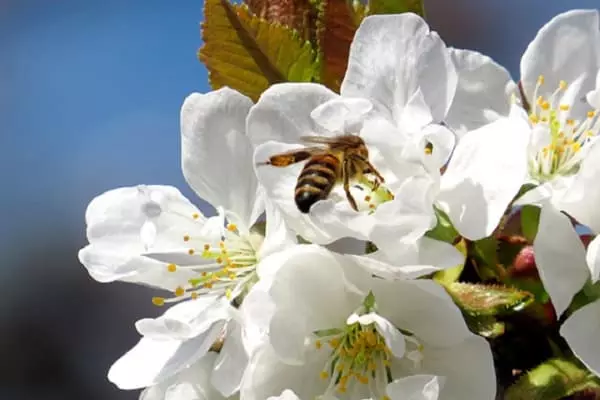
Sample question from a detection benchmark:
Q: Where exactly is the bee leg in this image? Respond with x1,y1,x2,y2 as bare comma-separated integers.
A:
355,157,384,191
343,159,359,211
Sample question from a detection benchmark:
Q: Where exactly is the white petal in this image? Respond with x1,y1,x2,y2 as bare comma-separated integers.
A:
240,280,276,356
211,322,248,396
267,389,301,400
533,204,589,316
342,13,456,123
437,106,530,240
586,70,600,108
560,140,600,232
360,313,406,358
246,83,337,147
181,88,262,229
422,335,496,400
387,375,443,400
520,9,600,113
139,353,225,400
560,300,600,376
108,320,225,390
310,97,373,133
445,48,514,136
258,197,298,259
373,279,471,347
79,185,203,290
587,236,600,283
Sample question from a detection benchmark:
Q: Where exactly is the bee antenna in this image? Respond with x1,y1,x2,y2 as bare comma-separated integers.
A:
255,160,271,167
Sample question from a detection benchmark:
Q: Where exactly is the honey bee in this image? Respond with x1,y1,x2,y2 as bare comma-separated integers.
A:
258,135,384,213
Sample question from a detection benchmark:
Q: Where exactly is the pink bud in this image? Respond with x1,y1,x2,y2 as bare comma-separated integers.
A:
510,245,539,279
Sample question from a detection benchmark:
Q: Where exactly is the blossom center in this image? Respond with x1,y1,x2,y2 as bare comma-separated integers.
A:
152,220,261,307
527,75,600,182
356,177,395,212
312,314,423,398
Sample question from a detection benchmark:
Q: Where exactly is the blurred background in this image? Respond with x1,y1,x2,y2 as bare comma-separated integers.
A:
0,0,598,399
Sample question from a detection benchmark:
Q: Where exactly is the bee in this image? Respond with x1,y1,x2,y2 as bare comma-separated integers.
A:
258,135,384,213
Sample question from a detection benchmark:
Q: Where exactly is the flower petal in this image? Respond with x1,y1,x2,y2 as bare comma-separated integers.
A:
310,97,373,133
181,87,262,230
211,321,248,396
445,48,515,136
108,319,225,390
437,106,530,240
246,83,337,147
387,375,443,400
369,313,406,358
533,204,589,316
560,300,600,376
587,235,600,283
342,13,456,123
78,185,203,290
520,9,600,114
422,335,496,400
267,390,302,400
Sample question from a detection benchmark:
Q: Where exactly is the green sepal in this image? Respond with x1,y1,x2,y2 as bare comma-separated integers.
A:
504,358,600,400
425,207,459,244
367,0,424,16
463,314,505,339
444,282,534,317
521,204,541,243
433,239,466,285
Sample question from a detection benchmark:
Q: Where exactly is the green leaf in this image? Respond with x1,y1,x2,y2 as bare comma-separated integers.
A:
463,314,505,339
367,0,424,16
199,0,318,101
504,358,600,400
316,0,358,91
425,207,459,243
521,204,541,242
243,0,317,42
445,282,534,316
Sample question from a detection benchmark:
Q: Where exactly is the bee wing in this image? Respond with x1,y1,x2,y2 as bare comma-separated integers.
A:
256,146,326,167
300,135,361,148
300,135,341,145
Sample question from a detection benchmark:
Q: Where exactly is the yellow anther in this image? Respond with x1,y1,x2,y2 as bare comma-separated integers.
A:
559,104,569,111
537,75,545,85
319,371,329,380
204,282,213,289
216,257,223,264
369,203,376,209
339,376,349,387
192,213,199,219
337,363,345,372
188,249,195,255
337,386,347,394
329,338,340,348
175,286,185,297
203,244,210,251
191,292,198,300
529,114,539,124
572,142,581,152
424,146,433,155
228,273,236,280
382,396,391,400
589,111,597,118
226,223,237,232
537,96,544,105
365,331,377,347
201,271,208,277
368,362,377,371
167,263,177,272
587,130,595,137
357,375,369,384
541,101,550,110
152,297,165,306
364,195,371,202
225,288,232,299
315,340,322,349
567,119,575,125
183,235,190,242
559,80,567,90
383,359,391,367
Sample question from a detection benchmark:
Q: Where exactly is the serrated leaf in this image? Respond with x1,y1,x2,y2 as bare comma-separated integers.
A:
244,0,317,41
504,358,600,400
367,0,424,16
316,0,358,91
200,0,318,101
521,204,541,242
445,282,534,316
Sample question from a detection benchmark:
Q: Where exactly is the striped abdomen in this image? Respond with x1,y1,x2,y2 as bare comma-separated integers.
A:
294,154,340,214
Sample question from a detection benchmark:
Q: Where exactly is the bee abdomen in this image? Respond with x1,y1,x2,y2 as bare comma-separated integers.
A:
294,156,338,214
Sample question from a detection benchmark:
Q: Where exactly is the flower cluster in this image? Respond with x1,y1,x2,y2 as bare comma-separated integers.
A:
79,9,600,400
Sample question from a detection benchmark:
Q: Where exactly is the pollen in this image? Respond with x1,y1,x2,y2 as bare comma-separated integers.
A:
559,80,567,90
174,286,185,297
188,249,195,255
192,213,199,219
167,263,177,272
190,292,198,300
183,235,190,242
589,111,596,118
151,297,165,306
319,371,329,379
226,223,237,232
559,104,569,111
537,75,545,85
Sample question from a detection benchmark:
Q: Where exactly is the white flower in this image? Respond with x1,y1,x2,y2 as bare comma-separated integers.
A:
241,245,495,400
78,87,296,395
139,352,231,400
249,13,465,269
